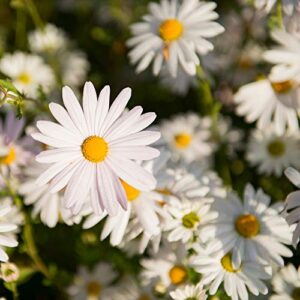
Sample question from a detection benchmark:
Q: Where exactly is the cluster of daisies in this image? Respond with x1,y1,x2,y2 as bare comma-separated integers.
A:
1,0,300,299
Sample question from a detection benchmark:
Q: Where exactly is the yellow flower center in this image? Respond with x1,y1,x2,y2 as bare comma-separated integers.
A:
174,133,192,149
267,139,285,157
235,214,260,238
18,72,32,85
86,281,101,297
221,253,239,273
292,287,300,300
169,265,187,285
182,212,200,229
121,180,140,201
271,80,295,94
159,19,183,42
0,147,16,165
81,136,108,163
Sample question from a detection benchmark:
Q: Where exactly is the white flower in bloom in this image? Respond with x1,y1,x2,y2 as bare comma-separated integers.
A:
0,52,55,97
160,113,213,163
263,30,300,79
0,197,23,236
255,0,298,15
234,74,300,134
117,217,164,255
170,283,207,300
283,167,300,246
192,252,271,300
32,82,160,216
0,202,19,262
67,262,117,300
247,126,300,177
165,197,217,243
83,175,168,249
271,264,300,300
61,50,90,87
29,23,68,53
160,67,197,95
209,184,293,268
156,165,213,203
19,162,88,228
141,244,189,289
0,110,33,176
127,0,224,77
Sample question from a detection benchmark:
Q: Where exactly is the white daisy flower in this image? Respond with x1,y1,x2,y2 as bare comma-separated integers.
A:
263,29,300,79
160,113,213,163
29,23,68,53
83,176,168,249
61,50,90,87
209,184,293,268
32,82,160,216
141,243,189,289
0,197,23,236
271,263,300,300
156,165,212,203
170,283,207,300
0,52,55,97
67,262,117,300
283,167,300,246
127,0,224,77
192,252,271,300
164,197,217,243
19,162,88,228
0,201,19,262
246,126,300,177
234,74,300,134
117,217,164,255
0,110,34,176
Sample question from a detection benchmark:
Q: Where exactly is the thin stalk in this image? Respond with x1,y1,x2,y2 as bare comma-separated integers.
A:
24,0,44,30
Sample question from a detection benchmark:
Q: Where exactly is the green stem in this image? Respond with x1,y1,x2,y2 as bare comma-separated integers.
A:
24,0,44,30
11,282,19,300
276,0,284,29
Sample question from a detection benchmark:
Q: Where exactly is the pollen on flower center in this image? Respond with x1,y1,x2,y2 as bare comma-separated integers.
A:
267,139,285,157
0,147,16,165
221,253,239,273
174,133,192,149
182,212,200,229
121,180,141,201
235,214,260,238
18,72,32,84
169,265,187,285
81,136,108,163
87,281,102,297
271,80,295,94
159,19,183,42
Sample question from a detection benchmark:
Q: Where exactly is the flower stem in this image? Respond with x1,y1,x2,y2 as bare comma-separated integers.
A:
276,0,284,29
24,0,44,30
